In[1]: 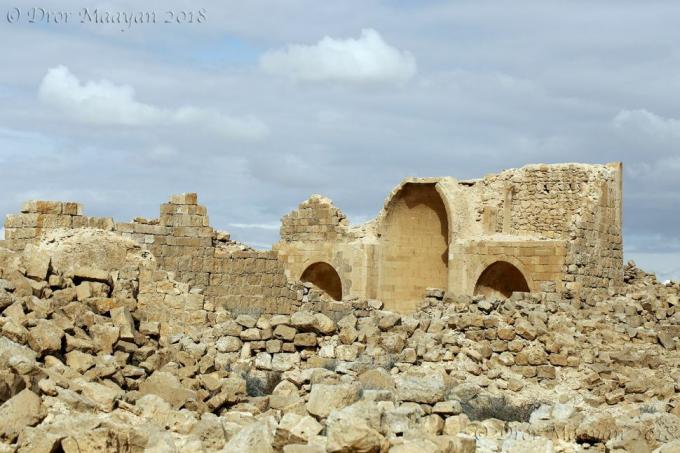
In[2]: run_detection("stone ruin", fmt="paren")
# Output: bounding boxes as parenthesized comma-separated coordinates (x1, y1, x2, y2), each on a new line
(2, 162, 624, 315)
(2, 161, 678, 453)
(276, 162, 623, 313)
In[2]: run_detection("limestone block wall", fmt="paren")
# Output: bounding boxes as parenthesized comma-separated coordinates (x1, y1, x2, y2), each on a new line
(2, 194, 300, 314)
(4, 200, 114, 251)
(448, 240, 568, 296)
(376, 182, 450, 312)
(276, 162, 623, 310)
(2, 162, 623, 315)
(275, 195, 373, 301)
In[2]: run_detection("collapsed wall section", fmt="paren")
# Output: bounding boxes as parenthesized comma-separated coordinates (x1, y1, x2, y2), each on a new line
(275, 195, 372, 302)
(471, 163, 623, 292)
(2, 194, 300, 314)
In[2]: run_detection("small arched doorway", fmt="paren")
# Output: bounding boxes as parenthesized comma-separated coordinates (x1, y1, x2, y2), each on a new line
(300, 262, 342, 301)
(474, 261, 530, 298)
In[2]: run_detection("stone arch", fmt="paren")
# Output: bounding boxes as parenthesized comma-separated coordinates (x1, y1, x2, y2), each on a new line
(379, 183, 449, 312)
(300, 262, 342, 301)
(474, 261, 530, 298)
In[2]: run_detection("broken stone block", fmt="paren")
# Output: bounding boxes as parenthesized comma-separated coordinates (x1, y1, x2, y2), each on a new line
(65, 350, 96, 373)
(138, 371, 197, 409)
(272, 352, 301, 372)
(75, 281, 92, 301)
(2, 319, 29, 344)
(73, 266, 110, 283)
(275, 412, 323, 447)
(358, 368, 395, 391)
(0, 389, 45, 442)
(28, 320, 64, 355)
(432, 400, 462, 415)
(294, 332, 317, 347)
(325, 411, 386, 452)
(274, 324, 297, 341)
(291, 311, 316, 331)
(216, 336, 242, 353)
(313, 313, 336, 334)
(21, 200, 62, 214)
(170, 193, 198, 205)
(222, 415, 276, 453)
(306, 383, 361, 418)
(110, 306, 136, 340)
(22, 245, 51, 281)
(395, 370, 447, 404)
(73, 379, 123, 412)
(89, 323, 120, 354)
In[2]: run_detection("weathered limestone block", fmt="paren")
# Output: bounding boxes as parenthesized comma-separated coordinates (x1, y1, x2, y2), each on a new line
(28, 320, 64, 355)
(222, 416, 277, 453)
(0, 389, 45, 442)
(139, 371, 197, 409)
(306, 383, 361, 418)
(395, 369, 447, 404)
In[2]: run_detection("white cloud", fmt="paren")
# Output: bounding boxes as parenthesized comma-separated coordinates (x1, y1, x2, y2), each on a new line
(38, 66, 268, 140)
(260, 29, 417, 83)
(0, 228, 4, 240)
(228, 222, 280, 230)
(612, 109, 680, 139)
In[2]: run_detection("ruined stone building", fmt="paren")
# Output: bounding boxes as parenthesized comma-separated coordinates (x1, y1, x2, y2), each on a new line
(1, 162, 623, 314)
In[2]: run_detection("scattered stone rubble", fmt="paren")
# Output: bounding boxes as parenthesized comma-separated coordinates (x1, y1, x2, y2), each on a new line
(0, 231, 679, 452)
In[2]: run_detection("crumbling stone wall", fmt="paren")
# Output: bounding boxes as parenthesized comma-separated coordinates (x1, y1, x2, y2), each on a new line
(2, 162, 624, 315)
(280, 195, 348, 243)
(2, 194, 300, 315)
(276, 162, 624, 311)
(474, 163, 623, 293)
(276, 195, 371, 303)
(3, 201, 114, 252)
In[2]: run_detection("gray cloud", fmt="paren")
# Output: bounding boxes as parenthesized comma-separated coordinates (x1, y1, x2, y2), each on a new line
(0, 1, 679, 281)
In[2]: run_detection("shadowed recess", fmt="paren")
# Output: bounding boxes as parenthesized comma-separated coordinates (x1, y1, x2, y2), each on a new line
(474, 261, 530, 298)
(300, 261, 343, 301)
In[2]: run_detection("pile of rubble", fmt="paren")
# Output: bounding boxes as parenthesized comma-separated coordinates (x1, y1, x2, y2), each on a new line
(0, 230, 679, 452)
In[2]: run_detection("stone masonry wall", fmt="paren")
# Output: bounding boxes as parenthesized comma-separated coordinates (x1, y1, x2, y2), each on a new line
(473, 163, 623, 292)
(2, 194, 300, 314)
(280, 195, 349, 243)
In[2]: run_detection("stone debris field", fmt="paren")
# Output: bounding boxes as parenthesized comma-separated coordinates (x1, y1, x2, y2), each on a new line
(0, 162, 679, 452)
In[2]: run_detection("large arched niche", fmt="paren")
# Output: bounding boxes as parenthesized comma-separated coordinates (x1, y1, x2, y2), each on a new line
(300, 262, 342, 301)
(378, 183, 449, 312)
(474, 261, 530, 299)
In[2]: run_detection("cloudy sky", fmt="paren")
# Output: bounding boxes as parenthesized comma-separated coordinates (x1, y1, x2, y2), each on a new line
(0, 1, 678, 281)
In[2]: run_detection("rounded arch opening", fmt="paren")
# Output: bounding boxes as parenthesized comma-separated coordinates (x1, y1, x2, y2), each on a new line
(474, 261, 530, 299)
(300, 262, 342, 301)
(379, 183, 449, 312)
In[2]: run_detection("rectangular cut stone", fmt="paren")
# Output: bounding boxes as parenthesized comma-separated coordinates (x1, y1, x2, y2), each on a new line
(21, 200, 62, 214)
(170, 193, 198, 205)
(62, 202, 83, 216)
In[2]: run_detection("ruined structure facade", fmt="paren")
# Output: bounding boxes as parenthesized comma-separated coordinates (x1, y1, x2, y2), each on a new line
(275, 162, 624, 312)
(1, 162, 623, 314)
(1, 194, 302, 315)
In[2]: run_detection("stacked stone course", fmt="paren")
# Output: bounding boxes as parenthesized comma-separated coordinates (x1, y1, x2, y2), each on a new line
(3, 193, 301, 315)
(3, 162, 625, 315)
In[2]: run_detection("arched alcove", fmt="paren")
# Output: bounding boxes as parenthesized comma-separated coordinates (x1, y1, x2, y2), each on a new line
(300, 262, 342, 301)
(379, 183, 449, 312)
(474, 261, 530, 298)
